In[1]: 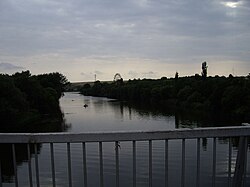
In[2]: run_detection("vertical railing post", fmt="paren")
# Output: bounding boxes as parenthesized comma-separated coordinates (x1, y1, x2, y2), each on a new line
(242, 137, 248, 187)
(181, 139, 185, 187)
(50, 143, 56, 187)
(27, 144, 33, 187)
(0, 159, 2, 187)
(82, 142, 88, 187)
(228, 138, 232, 187)
(165, 139, 168, 187)
(67, 143, 72, 187)
(99, 142, 104, 187)
(34, 143, 40, 187)
(232, 136, 248, 187)
(115, 141, 120, 187)
(149, 140, 152, 187)
(212, 138, 216, 187)
(133, 141, 136, 187)
(12, 144, 18, 187)
(196, 138, 200, 187)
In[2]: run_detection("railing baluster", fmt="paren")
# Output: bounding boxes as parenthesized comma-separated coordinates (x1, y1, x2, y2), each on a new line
(133, 141, 136, 187)
(243, 137, 248, 187)
(232, 136, 248, 187)
(0, 157, 2, 187)
(212, 137, 216, 187)
(165, 139, 168, 187)
(99, 142, 104, 187)
(67, 142, 72, 187)
(115, 141, 120, 187)
(50, 143, 56, 187)
(196, 138, 200, 187)
(12, 144, 18, 187)
(27, 144, 33, 187)
(181, 139, 185, 187)
(34, 143, 40, 187)
(149, 140, 152, 187)
(228, 138, 232, 187)
(82, 142, 88, 187)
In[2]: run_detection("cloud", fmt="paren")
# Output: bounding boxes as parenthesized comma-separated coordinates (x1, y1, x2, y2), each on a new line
(128, 71, 139, 78)
(94, 70, 103, 75)
(0, 62, 24, 70)
(80, 71, 104, 81)
(0, 0, 250, 80)
(80, 72, 86, 76)
(142, 71, 158, 78)
(80, 72, 95, 81)
(220, 0, 244, 8)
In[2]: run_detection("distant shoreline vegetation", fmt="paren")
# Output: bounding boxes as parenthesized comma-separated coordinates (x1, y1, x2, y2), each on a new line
(79, 74, 250, 123)
(0, 71, 69, 132)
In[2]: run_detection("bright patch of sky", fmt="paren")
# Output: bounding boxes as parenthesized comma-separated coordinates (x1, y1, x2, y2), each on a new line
(0, 0, 250, 81)
(221, 1, 243, 8)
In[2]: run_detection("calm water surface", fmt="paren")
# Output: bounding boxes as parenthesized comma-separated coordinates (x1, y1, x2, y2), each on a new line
(2, 92, 249, 187)
(62, 92, 177, 132)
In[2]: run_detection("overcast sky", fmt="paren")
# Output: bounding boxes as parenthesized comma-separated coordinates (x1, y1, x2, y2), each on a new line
(0, 0, 250, 81)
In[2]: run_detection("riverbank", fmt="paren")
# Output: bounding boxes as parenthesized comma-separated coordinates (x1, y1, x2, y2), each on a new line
(79, 75, 250, 123)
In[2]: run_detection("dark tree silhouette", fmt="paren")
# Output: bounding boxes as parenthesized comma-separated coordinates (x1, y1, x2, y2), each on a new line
(201, 61, 208, 78)
(0, 71, 69, 132)
(175, 72, 179, 80)
(79, 74, 250, 123)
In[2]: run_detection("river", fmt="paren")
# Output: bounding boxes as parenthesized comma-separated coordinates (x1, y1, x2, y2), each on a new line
(1, 92, 249, 187)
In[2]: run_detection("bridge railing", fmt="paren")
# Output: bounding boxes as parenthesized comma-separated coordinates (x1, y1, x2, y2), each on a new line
(0, 126, 249, 187)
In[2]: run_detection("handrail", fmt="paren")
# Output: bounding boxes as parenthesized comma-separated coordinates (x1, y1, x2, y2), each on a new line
(0, 126, 250, 143)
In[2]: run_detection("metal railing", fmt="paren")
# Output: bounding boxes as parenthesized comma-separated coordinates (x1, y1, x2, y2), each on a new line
(0, 126, 250, 187)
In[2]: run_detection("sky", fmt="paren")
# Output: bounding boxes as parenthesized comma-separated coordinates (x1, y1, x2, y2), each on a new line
(0, 0, 250, 82)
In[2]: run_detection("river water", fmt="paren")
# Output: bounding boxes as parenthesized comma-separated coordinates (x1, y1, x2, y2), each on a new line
(1, 92, 249, 187)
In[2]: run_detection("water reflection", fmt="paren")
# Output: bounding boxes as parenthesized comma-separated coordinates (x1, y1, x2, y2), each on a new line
(0, 144, 42, 182)
(0, 106, 70, 182)
(119, 101, 242, 129)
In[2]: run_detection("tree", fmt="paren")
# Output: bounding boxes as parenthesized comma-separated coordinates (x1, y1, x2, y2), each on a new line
(201, 62, 208, 78)
(0, 71, 69, 131)
(175, 72, 179, 80)
(36, 72, 69, 99)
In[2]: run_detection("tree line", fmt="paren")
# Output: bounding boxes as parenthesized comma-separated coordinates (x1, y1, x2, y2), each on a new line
(79, 74, 250, 123)
(0, 71, 69, 132)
